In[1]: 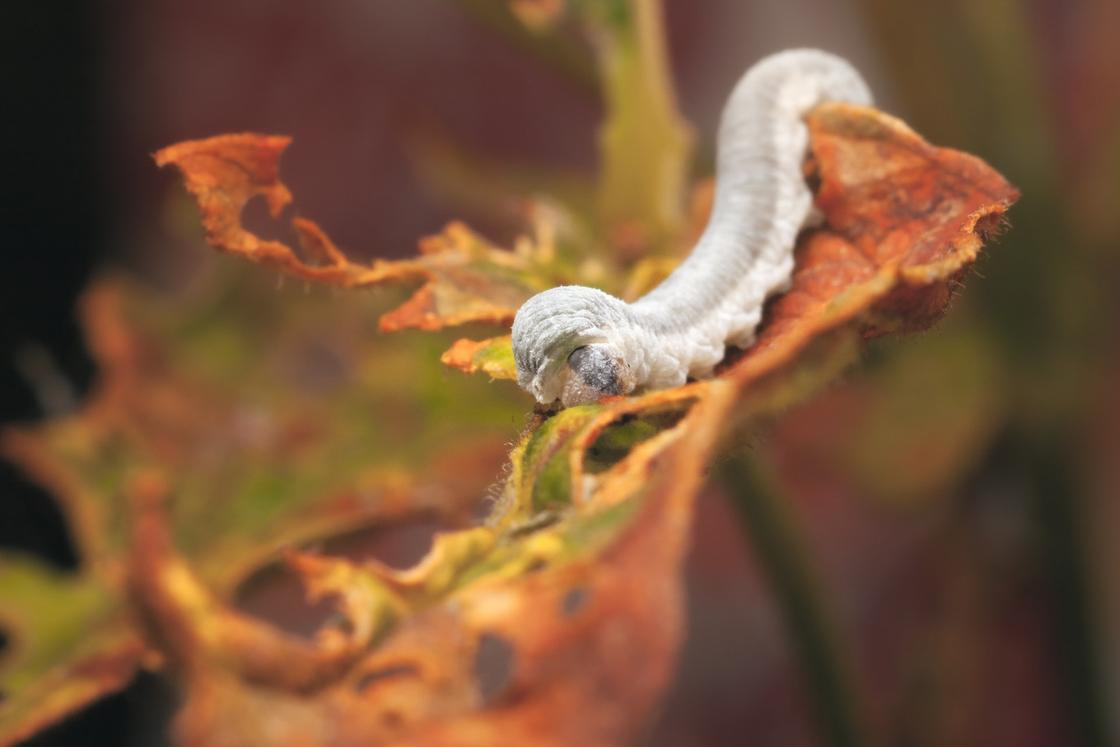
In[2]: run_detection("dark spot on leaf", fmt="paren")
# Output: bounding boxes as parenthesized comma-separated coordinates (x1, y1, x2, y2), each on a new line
(561, 587, 589, 616)
(354, 664, 420, 693)
(473, 632, 516, 706)
(381, 710, 404, 729)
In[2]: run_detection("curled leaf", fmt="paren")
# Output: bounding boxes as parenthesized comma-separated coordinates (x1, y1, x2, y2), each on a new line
(719, 102, 1017, 392)
(153, 134, 294, 263)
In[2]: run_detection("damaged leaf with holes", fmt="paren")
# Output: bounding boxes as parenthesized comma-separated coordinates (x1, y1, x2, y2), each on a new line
(132, 93, 1014, 745)
(0, 1, 1019, 745)
(153, 135, 579, 333)
(134, 385, 722, 747)
(0, 265, 522, 745)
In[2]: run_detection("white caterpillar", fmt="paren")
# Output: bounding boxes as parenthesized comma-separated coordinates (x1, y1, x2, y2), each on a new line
(512, 49, 873, 407)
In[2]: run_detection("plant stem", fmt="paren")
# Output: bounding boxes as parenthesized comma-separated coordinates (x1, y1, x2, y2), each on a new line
(720, 454, 868, 747)
(584, 0, 693, 252)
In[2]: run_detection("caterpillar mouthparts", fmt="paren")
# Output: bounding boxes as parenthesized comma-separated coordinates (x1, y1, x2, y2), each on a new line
(512, 49, 873, 408)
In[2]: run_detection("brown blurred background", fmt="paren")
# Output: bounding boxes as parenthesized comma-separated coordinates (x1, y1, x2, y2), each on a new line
(2, 1, 1118, 745)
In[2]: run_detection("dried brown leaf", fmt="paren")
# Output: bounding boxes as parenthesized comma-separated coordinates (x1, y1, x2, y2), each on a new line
(5, 92, 1017, 747)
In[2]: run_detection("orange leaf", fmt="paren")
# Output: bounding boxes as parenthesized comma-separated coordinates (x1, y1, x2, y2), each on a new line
(440, 336, 517, 381)
(6, 101, 1018, 747)
(155, 134, 550, 332)
(447, 103, 1018, 400)
(0, 265, 521, 741)
(154, 134, 294, 264)
(719, 103, 1017, 391)
(141, 387, 731, 747)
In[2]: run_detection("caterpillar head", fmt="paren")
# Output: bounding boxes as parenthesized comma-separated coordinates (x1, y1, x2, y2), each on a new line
(511, 286, 636, 407)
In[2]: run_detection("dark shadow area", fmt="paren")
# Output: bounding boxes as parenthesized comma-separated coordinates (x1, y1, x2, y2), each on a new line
(17, 672, 177, 747)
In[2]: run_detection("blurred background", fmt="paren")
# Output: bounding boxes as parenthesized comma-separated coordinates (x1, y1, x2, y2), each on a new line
(1, 1, 1118, 745)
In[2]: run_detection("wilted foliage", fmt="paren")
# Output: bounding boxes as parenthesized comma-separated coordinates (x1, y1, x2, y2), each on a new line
(0, 2, 1021, 746)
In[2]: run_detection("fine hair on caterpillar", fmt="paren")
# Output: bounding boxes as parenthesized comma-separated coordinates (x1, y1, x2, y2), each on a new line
(511, 48, 873, 408)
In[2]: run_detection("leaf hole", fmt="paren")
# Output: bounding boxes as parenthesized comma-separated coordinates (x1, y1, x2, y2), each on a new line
(583, 403, 692, 474)
(560, 587, 589, 617)
(473, 632, 516, 706)
(354, 663, 420, 693)
(320, 517, 444, 571)
(234, 517, 445, 638)
(233, 564, 338, 640)
(234, 519, 443, 636)
(240, 195, 294, 248)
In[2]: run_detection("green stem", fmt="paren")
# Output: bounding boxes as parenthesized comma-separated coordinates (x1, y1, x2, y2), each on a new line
(721, 454, 868, 747)
(583, 0, 693, 252)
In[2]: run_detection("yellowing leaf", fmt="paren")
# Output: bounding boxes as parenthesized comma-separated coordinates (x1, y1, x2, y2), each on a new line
(0, 266, 523, 742)
(133, 383, 731, 747)
(0, 556, 141, 747)
(440, 336, 517, 381)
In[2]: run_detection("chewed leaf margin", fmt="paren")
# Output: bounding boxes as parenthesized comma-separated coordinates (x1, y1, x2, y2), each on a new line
(154, 135, 555, 333)
(0, 92, 1019, 747)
